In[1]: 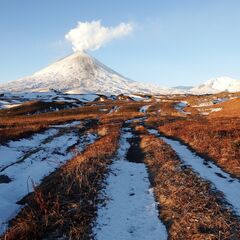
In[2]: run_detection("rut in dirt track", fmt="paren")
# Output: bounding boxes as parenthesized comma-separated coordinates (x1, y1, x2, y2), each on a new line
(93, 126, 168, 240)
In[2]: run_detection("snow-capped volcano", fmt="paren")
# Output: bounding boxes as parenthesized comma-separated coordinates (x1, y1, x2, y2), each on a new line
(191, 76, 240, 94)
(0, 52, 173, 95)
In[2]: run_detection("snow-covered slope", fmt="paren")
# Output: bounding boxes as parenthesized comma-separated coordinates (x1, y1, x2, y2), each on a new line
(191, 76, 240, 94)
(1, 52, 239, 95)
(0, 52, 176, 95)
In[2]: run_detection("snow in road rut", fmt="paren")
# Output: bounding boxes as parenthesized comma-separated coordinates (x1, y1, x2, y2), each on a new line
(149, 129, 240, 216)
(94, 128, 167, 240)
(139, 105, 150, 113)
(0, 121, 97, 234)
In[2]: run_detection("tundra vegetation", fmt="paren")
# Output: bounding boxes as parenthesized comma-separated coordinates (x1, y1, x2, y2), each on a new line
(0, 92, 240, 239)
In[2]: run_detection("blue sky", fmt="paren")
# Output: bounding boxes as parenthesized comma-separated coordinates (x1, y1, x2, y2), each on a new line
(0, 0, 240, 87)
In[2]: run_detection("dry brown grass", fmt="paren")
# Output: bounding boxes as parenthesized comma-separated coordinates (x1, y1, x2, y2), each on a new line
(0, 103, 115, 144)
(0, 100, 74, 117)
(158, 117, 240, 177)
(210, 98, 240, 117)
(148, 101, 181, 116)
(145, 115, 184, 128)
(181, 93, 240, 117)
(99, 101, 148, 124)
(1, 94, 239, 239)
(183, 92, 239, 106)
(140, 133, 240, 240)
(100, 112, 144, 124)
(0, 100, 146, 144)
(2, 123, 121, 240)
(0, 114, 96, 144)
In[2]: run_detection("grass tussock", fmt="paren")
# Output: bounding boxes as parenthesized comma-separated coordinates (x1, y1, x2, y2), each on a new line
(159, 117, 240, 177)
(2, 123, 121, 240)
(140, 133, 240, 240)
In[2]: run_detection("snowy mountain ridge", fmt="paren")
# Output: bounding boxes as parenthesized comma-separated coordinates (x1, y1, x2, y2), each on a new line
(191, 76, 240, 94)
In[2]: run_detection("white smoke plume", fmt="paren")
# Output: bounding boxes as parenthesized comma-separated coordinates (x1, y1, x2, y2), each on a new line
(65, 20, 133, 52)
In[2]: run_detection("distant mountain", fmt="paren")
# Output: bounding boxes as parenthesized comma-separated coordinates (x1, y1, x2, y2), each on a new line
(191, 76, 240, 94)
(173, 86, 193, 90)
(0, 52, 178, 95)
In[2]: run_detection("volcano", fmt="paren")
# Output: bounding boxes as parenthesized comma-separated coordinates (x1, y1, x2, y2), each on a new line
(0, 52, 173, 95)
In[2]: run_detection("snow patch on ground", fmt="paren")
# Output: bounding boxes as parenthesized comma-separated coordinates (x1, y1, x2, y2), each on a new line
(149, 129, 240, 216)
(175, 101, 191, 114)
(129, 95, 145, 101)
(192, 98, 229, 108)
(0, 122, 97, 234)
(211, 107, 222, 112)
(0, 99, 23, 109)
(108, 106, 120, 114)
(0, 128, 58, 171)
(212, 98, 229, 104)
(139, 105, 150, 113)
(94, 128, 168, 240)
(192, 101, 213, 107)
(200, 112, 209, 115)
